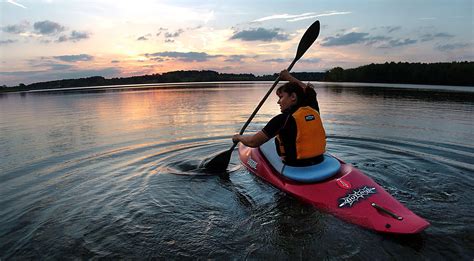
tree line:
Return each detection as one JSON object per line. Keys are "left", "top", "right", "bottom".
{"left": 324, "top": 61, "right": 473, "bottom": 86}
{"left": 1, "top": 62, "right": 472, "bottom": 92}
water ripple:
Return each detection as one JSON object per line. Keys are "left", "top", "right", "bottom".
{"left": 1, "top": 83, "right": 473, "bottom": 259}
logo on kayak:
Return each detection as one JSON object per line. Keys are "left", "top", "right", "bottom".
{"left": 336, "top": 178, "right": 351, "bottom": 189}
{"left": 338, "top": 186, "right": 376, "bottom": 208}
{"left": 247, "top": 157, "right": 258, "bottom": 170}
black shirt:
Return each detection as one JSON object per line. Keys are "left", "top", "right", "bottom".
{"left": 264, "top": 111, "right": 295, "bottom": 159}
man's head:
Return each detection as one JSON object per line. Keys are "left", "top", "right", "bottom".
{"left": 276, "top": 82, "right": 304, "bottom": 112}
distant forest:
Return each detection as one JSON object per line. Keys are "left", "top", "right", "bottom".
{"left": 1, "top": 61, "right": 472, "bottom": 92}
{"left": 324, "top": 61, "right": 473, "bottom": 86}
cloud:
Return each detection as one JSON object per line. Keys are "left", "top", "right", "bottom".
{"left": 149, "top": 57, "right": 165, "bottom": 62}
{"left": 53, "top": 54, "right": 94, "bottom": 62}
{"left": 32, "top": 62, "right": 75, "bottom": 70}
{"left": 6, "top": 0, "right": 26, "bottom": 8}
{"left": 111, "top": 60, "right": 120, "bottom": 63}
{"left": 4, "top": 57, "right": 119, "bottom": 85}
{"left": 136, "top": 33, "right": 152, "bottom": 41}
{"left": 55, "top": 36, "right": 68, "bottom": 42}
{"left": 262, "top": 58, "right": 288, "bottom": 63}
{"left": 253, "top": 11, "right": 351, "bottom": 23}
{"left": 288, "top": 11, "right": 352, "bottom": 22}
{"left": 33, "top": 20, "right": 65, "bottom": 35}
{"left": 2, "top": 21, "right": 89, "bottom": 43}
{"left": 321, "top": 31, "right": 418, "bottom": 49}
{"left": 145, "top": 51, "right": 220, "bottom": 62}
{"left": 321, "top": 32, "right": 371, "bottom": 46}
{"left": 156, "top": 27, "right": 167, "bottom": 37}
{"left": 69, "top": 31, "right": 90, "bottom": 41}
{"left": 377, "top": 38, "right": 417, "bottom": 48}
{"left": 262, "top": 57, "right": 320, "bottom": 64}
{"left": 208, "top": 66, "right": 234, "bottom": 72}
{"left": 153, "top": 28, "right": 186, "bottom": 42}
{"left": 364, "top": 35, "right": 392, "bottom": 45}
{"left": 1, "top": 21, "right": 30, "bottom": 34}
{"left": 253, "top": 13, "right": 316, "bottom": 22}
{"left": 224, "top": 55, "right": 249, "bottom": 63}
{"left": 162, "top": 29, "right": 185, "bottom": 42}
{"left": 378, "top": 26, "right": 402, "bottom": 33}
{"left": 187, "top": 25, "right": 203, "bottom": 31}
{"left": 56, "top": 30, "right": 90, "bottom": 42}
{"left": 145, "top": 53, "right": 253, "bottom": 63}
{"left": 420, "top": 32, "right": 454, "bottom": 42}
{"left": 436, "top": 42, "right": 472, "bottom": 51}
{"left": 301, "top": 58, "right": 322, "bottom": 64}
{"left": 230, "top": 28, "right": 289, "bottom": 42}
{"left": 47, "top": 64, "right": 75, "bottom": 70}
{"left": 0, "top": 39, "right": 18, "bottom": 45}
{"left": 0, "top": 67, "right": 121, "bottom": 85}
{"left": 136, "top": 27, "right": 199, "bottom": 43}
{"left": 164, "top": 29, "right": 184, "bottom": 38}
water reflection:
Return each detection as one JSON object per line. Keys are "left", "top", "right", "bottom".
{"left": 0, "top": 82, "right": 473, "bottom": 259}
{"left": 322, "top": 84, "right": 474, "bottom": 103}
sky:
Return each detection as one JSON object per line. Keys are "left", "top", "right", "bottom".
{"left": 0, "top": 0, "right": 473, "bottom": 86}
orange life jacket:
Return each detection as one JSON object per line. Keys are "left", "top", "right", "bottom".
{"left": 276, "top": 106, "right": 326, "bottom": 160}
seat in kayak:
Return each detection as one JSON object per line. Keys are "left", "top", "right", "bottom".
{"left": 259, "top": 138, "right": 340, "bottom": 183}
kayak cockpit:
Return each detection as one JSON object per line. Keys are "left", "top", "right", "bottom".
{"left": 259, "top": 138, "right": 341, "bottom": 183}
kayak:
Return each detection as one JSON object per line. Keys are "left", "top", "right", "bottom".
{"left": 238, "top": 138, "right": 430, "bottom": 234}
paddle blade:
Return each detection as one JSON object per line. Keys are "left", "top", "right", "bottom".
{"left": 294, "top": 20, "right": 320, "bottom": 63}
{"left": 199, "top": 149, "right": 232, "bottom": 173}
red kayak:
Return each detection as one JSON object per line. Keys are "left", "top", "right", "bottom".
{"left": 238, "top": 139, "right": 430, "bottom": 234}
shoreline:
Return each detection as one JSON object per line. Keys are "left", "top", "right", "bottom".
{"left": 1, "top": 80, "right": 473, "bottom": 94}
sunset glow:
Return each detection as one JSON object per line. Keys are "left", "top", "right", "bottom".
{"left": 1, "top": 0, "right": 472, "bottom": 86}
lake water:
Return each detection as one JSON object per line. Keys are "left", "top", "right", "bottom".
{"left": 1, "top": 82, "right": 473, "bottom": 259}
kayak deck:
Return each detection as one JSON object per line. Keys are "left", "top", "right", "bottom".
{"left": 238, "top": 142, "right": 430, "bottom": 234}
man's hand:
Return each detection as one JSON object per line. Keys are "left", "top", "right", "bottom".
{"left": 232, "top": 134, "right": 241, "bottom": 143}
{"left": 280, "top": 69, "right": 294, "bottom": 81}
{"left": 280, "top": 69, "right": 306, "bottom": 89}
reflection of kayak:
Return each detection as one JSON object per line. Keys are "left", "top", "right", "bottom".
{"left": 238, "top": 138, "right": 430, "bottom": 234}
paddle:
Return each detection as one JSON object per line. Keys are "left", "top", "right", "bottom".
{"left": 200, "top": 20, "right": 320, "bottom": 173}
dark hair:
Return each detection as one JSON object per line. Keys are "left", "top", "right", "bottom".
{"left": 303, "top": 87, "right": 319, "bottom": 112}
{"left": 276, "top": 82, "right": 305, "bottom": 107}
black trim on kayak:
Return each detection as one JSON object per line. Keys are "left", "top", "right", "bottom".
{"left": 371, "top": 203, "right": 404, "bottom": 221}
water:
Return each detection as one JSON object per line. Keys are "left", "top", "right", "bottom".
{"left": 1, "top": 82, "right": 473, "bottom": 259}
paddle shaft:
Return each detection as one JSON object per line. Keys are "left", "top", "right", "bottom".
{"left": 228, "top": 58, "right": 299, "bottom": 152}
{"left": 200, "top": 20, "right": 319, "bottom": 172}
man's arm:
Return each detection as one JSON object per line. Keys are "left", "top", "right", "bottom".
{"left": 232, "top": 131, "right": 269, "bottom": 148}
{"left": 280, "top": 69, "right": 307, "bottom": 89}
